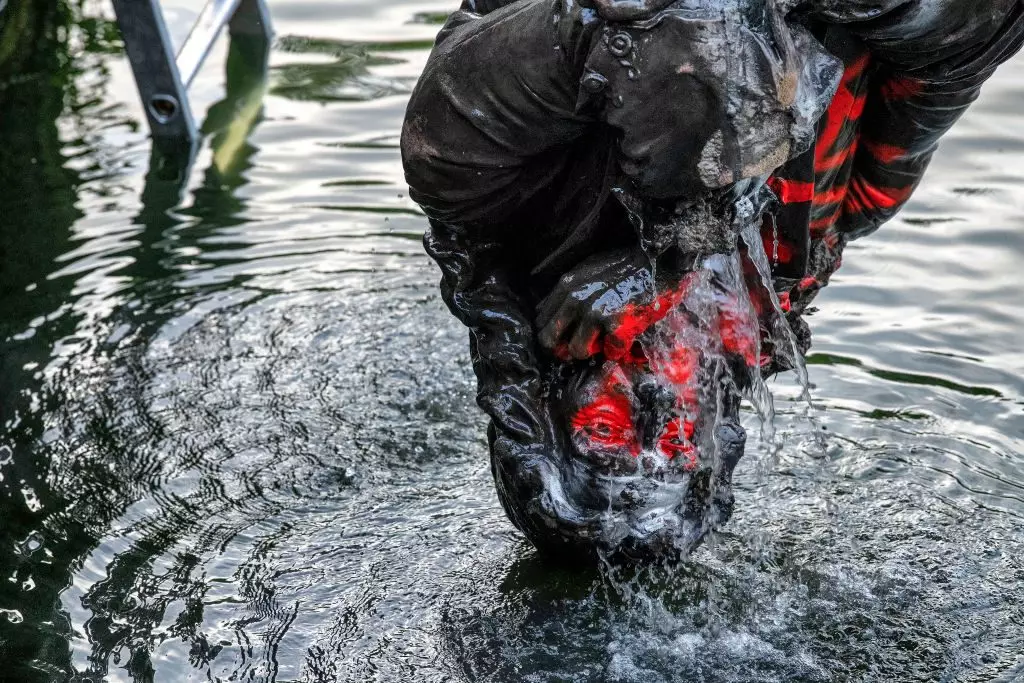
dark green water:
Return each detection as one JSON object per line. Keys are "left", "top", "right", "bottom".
{"left": 1, "top": 1, "right": 1023, "bottom": 681}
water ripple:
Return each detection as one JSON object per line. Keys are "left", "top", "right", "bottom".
{"left": 1, "top": 1, "right": 1024, "bottom": 681}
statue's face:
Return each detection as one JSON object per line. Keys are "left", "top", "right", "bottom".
{"left": 562, "top": 354, "right": 701, "bottom": 477}
{"left": 540, "top": 260, "right": 759, "bottom": 559}
{"left": 488, "top": 252, "right": 769, "bottom": 562}
{"left": 560, "top": 259, "right": 759, "bottom": 467}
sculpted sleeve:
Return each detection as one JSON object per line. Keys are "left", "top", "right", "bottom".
{"left": 577, "top": 4, "right": 842, "bottom": 200}
{"left": 813, "top": 0, "right": 1024, "bottom": 238}
{"left": 401, "top": 0, "right": 601, "bottom": 232}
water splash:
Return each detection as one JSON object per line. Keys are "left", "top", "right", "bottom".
{"left": 737, "top": 220, "right": 812, "bottom": 401}
{"left": 612, "top": 184, "right": 789, "bottom": 443}
{"left": 737, "top": 215, "right": 829, "bottom": 459}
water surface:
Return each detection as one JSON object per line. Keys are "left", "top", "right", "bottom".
{"left": 1, "top": 1, "right": 1024, "bottom": 681}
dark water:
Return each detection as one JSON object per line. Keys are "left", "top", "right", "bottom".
{"left": 2, "top": 1, "right": 1024, "bottom": 681}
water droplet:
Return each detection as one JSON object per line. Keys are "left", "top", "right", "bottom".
{"left": 21, "top": 485, "right": 43, "bottom": 513}
{"left": 1, "top": 609, "right": 23, "bottom": 624}
{"left": 17, "top": 530, "right": 44, "bottom": 556}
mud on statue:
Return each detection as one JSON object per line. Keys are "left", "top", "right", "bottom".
{"left": 400, "top": 0, "right": 1024, "bottom": 562}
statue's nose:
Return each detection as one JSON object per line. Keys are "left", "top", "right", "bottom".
{"left": 635, "top": 380, "right": 676, "bottom": 452}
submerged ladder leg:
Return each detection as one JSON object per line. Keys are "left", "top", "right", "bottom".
{"left": 112, "top": 0, "right": 273, "bottom": 156}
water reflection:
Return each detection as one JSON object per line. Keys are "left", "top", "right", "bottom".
{"left": 271, "top": 35, "right": 424, "bottom": 103}
{"left": 1, "top": 0, "right": 1024, "bottom": 681}
{"left": 1, "top": 2, "right": 279, "bottom": 678}
{"left": 1, "top": 2, "right": 108, "bottom": 675}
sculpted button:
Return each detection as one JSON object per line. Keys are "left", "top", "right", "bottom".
{"left": 609, "top": 32, "right": 633, "bottom": 58}
{"left": 581, "top": 72, "right": 609, "bottom": 93}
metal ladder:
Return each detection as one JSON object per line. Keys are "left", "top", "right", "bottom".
{"left": 111, "top": 0, "right": 273, "bottom": 156}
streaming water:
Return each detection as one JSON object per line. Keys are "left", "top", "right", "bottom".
{"left": 3, "top": 1, "right": 1024, "bottom": 682}
{"left": 738, "top": 213, "right": 826, "bottom": 461}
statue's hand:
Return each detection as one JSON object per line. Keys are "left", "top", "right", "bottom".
{"left": 536, "top": 249, "right": 653, "bottom": 361}
{"left": 579, "top": 0, "right": 677, "bottom": 21}
{"left": 537, "top": 249, "right": 696, "bottom": 362}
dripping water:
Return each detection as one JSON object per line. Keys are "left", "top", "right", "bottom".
{"left": 737, "top": 220, "right": 813, "bottom": 402}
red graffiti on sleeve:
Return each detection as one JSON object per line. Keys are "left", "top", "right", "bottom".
{"left": 864, "top": 139, "right": 908, "bottom": 164}
{"left": 768, "top": 177, "right": 815, "bottom": 204}
{"left": 881, "top": 75, "right": 924, "bottom": 100}
{"left": 814, "top": 53, "right": 870, "bottom": 174}
{"left": 844, "top": 175, "right": 914, "bottom": 214}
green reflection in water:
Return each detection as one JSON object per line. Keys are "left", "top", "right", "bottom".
{"left": 409, "top": 11, "right": 450, "bottom": 25}
{"left": 310, "top": 204, "right": 424, "bottom": 217}
{"left": 807, "top": 353, "right": 1004, "bottom": 398}
{"left": 271, "top": 34, "right": 428, "bottom": 102}
{"left": 1, "top": 2, "right": 108, "bottom": 678}
{"left": 0, "top": 1, "right": 277, "bottom": 678}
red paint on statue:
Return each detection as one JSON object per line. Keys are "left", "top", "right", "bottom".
{"left": 604, "top": 273, "right": 697, "bottom": 362}
{"left": 659, "top": 418, "right": 698, "bottom": 470}
{"left": 571, "top": 380, "right": 639, "bottom": 456}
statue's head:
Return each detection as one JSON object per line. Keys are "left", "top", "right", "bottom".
{"left": 491, "top": 252, "right": 764, "bottom": 562}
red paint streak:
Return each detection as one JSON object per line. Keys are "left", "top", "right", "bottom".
{"left": 809, "top": 51, "right": 918, "bottom": 235}
{"left": 814, "top": 54, "right": 871, "bottom": 173}
{"left": 761, "top": 231, "right": 794, "bottom": 265}
{"left": 809, "top": 52, "right": 878, "bottom": 234}
{"left": 583, "top": 329, "right": 602, "bottom": 358}
{"left": 798, "top": 276, "right": 819, "bottom": 291}
{"left": 768, "top": 177, "right": 815, "bottom": 204}
{"left": 844, "top": 176, "right": 914, "bottom": 214}
{"left": 571, "top": 386, "right": 639, "bottom": 456}
{"left": 812, "top": 186, "right": 847, "bottom": 207}
{"left": 778, "top": 291, "right": 792, "bottom": 313}
{"left": 864, "top": 139, "right": 908, "bottom": 164}
{"left": 604, "top": 274, "right": 696, "bottom": 362}
{"left": 659, "top": 418, "right": 697, "bottom": 470}
{"left": 810, "top": 211, "right": 840, "bottom": 234}
{"left": 881, "top": 75, "right": 924, "bottom": 100}
{"left": 571, "top": 373, "right": 701, "bottom": 468}
{"left": 659, "top": 344, "right": 700, "bottom": 387}
{"left": 718, "top": 303, "right": 759, "bottom": 367}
